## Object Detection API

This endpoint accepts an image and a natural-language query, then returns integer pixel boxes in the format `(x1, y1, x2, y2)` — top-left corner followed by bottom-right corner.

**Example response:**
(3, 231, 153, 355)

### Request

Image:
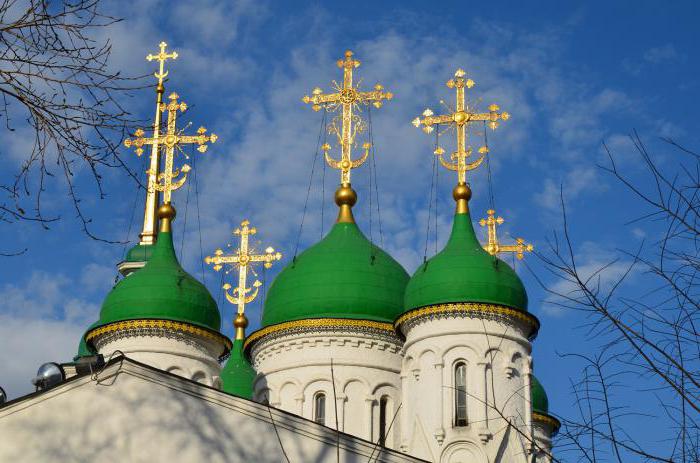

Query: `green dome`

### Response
(124, 242, 154, 263)
(96, 228, 221, 332)
(221, 338, 255, 399)
(262, 221, 409, 327)
(404, 211, 528, 312)
(531, 375, 549, 414)
(74, 321, 99, 361)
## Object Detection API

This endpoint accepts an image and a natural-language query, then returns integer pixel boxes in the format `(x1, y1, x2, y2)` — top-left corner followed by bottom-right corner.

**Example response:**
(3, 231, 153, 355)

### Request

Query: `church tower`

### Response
(81, 43, 228, 386)
(246, 50, 409, 446)
(397, 69, 551, 462)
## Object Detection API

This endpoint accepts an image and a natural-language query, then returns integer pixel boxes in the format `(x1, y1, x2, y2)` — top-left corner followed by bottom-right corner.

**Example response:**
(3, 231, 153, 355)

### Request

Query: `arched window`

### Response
(454, 362, 467, 427)
(378, 396, 389, 446)
(313, 392, 326, 425)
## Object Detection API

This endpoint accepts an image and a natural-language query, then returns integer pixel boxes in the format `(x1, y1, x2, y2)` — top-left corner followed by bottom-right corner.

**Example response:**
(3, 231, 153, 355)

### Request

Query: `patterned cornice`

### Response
(395, 303, 540, 340)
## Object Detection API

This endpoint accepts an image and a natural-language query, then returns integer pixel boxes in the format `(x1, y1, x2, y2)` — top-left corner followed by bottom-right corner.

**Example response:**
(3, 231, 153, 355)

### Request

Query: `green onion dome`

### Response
(221, 314, 256, 399)
(531, 374, 560, 434)
(124, 242, 154, 264)
(404, 184, 528, 313)
(74, 321, 99, 361)
(93, 205, 221, 333)
(262, 185, 409, 327)
(531, 375, 549, 415)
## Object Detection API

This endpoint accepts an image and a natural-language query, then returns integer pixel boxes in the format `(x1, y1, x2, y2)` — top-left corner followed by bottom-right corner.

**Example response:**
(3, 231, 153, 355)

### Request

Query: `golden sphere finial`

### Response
(157, 203, 176, 233)
(453, 183, 472, 214)
(234, 313, 248, 329)
(334, 184, 357, 223)
(158, 203, 176, 221)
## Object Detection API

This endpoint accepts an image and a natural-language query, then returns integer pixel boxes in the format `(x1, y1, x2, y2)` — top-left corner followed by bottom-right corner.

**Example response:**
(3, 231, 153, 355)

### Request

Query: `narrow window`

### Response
(378, 396, 388, 446)
(454, 362, 467, 426)
(314, 392, 326, 425)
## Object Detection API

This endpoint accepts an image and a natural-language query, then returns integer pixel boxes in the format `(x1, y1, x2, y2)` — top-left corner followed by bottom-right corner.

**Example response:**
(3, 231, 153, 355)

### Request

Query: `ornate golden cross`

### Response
(123, 41, 178, 245)
(125, 92, 217, 204)
(147, 41, 178, 87)
(302, 50, 393, 185)
(413, 69, 510, 184)
(479, 209, 533, 259)
(205, 220, 282, 316)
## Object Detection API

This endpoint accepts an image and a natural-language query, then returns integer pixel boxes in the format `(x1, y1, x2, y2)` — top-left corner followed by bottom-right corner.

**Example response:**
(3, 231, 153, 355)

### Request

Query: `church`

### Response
(0, 43, 559, 463)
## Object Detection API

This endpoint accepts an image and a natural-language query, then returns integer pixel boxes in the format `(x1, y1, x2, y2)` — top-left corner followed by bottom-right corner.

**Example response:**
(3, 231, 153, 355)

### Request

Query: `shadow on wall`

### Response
(3, 361, 395, 463)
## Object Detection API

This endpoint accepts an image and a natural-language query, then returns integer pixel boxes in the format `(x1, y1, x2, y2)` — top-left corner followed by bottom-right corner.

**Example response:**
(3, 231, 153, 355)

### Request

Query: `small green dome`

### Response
(221, 339, 255, 399)
(404, 211, 528, 312)
(531, 375, 549, 414)
(124, 242, 154, 263)
(262, 221, 409, 327)
(96, 228, 221, 332)
(74, 321, 99, 361)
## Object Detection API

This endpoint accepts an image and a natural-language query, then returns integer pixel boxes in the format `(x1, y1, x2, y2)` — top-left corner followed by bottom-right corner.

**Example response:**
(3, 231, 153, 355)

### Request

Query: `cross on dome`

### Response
(205, 220, 282, 337)
(302, 50, 393, 185)
(413, 68, 510, 184)
(479, 209, 533, 259)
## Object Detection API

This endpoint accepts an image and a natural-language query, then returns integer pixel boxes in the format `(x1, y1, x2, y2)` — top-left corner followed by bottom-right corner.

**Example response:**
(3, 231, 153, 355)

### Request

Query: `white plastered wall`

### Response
(93, 329, 223, 388)
(251, 329, 404, 449)
(399, 315, 535, 463)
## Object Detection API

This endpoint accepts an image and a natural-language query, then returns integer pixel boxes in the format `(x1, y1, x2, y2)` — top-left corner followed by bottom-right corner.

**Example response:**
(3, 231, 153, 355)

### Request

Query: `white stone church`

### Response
(0, 48, 559, 463)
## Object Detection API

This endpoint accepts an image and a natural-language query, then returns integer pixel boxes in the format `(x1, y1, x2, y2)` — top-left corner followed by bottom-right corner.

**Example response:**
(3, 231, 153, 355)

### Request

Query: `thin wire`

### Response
(193, 154, 206, 283)
(294, 108, 327, 260)
(321, 120, 328, 238)
(331, 358, 340, 463)
(368, 105, 384, 249)
(484, 121, 495, 210)
(423, 127, 439, 263)
(266, 404, 292, 463)
(259, 266, 267, 326)
(367, 402, 403, 463)
(179, 147, 192, 259)
(434, 141, 439, 255)
(118, 153, 147, 281)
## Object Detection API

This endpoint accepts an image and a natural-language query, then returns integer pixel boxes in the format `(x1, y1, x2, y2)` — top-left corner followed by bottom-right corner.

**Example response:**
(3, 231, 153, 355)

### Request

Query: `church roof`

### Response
(221, 338, 255, 399)
(262, 220, 409, 327)
(124, 242, 154, 264)
(531, 375, 549, 414)
(95, 208, 221, 333)
(404, 209, 528, 313)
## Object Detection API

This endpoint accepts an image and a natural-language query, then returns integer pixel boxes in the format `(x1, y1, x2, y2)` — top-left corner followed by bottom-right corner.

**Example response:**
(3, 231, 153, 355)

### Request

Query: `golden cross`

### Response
(146, 41, 178, 87)
(125, 92, 217, 204)
(122, 42, 179, 245)
(302, 50, 393, 185)
(205, 220, 282, 316)
(413, 69, 510, 184)
(479, 209, 533, 259)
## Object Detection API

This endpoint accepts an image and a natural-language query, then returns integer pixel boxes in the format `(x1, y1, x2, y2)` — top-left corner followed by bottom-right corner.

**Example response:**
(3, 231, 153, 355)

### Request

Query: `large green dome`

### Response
(531, 375, 549, 414)
(262, 221, 409, 327)
(96, 225, 221, 332)
(404, 211, 528, 312)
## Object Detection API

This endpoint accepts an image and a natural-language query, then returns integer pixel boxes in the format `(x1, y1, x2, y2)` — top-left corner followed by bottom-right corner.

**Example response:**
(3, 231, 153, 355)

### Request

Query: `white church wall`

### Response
(0, 359, 425, 463)
(400, 315, 534, 463)
(93, 330, 223, 388)
(251, 329, 403, 449)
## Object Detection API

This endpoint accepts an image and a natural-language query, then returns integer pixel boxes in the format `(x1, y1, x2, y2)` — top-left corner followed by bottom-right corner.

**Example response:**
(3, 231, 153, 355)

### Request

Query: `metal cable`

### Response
(484, 121, 495, 210)
(368, 105, 384, 249)
(423, 127, 439, 263)
(179, 146, 192, 260)
(294, 109, 327, 260)
(193, 154, 206, 283)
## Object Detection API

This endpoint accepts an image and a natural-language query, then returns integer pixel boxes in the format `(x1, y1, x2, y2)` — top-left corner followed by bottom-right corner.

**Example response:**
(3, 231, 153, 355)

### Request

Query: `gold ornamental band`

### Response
(86, 319, 233, 351)
(244, 318, 395, 350)
(395, 302, 539, 336)
(533, 412, 561, 430)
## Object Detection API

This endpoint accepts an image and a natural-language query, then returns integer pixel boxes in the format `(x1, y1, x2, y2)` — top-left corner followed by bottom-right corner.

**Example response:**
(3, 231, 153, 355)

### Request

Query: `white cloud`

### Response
(644, 44, 680, 64)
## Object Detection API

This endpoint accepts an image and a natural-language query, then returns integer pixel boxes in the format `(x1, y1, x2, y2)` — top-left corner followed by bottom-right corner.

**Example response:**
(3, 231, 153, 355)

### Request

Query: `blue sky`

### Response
(0, 0, 698, 456)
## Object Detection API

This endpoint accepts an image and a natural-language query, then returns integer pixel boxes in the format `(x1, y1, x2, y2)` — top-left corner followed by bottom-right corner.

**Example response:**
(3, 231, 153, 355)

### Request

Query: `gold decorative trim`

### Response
(86, 319, 233, 351)
(244, 318, 395, 350)
(533, 411, 561, 430)
(395, 302, 539, 338)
